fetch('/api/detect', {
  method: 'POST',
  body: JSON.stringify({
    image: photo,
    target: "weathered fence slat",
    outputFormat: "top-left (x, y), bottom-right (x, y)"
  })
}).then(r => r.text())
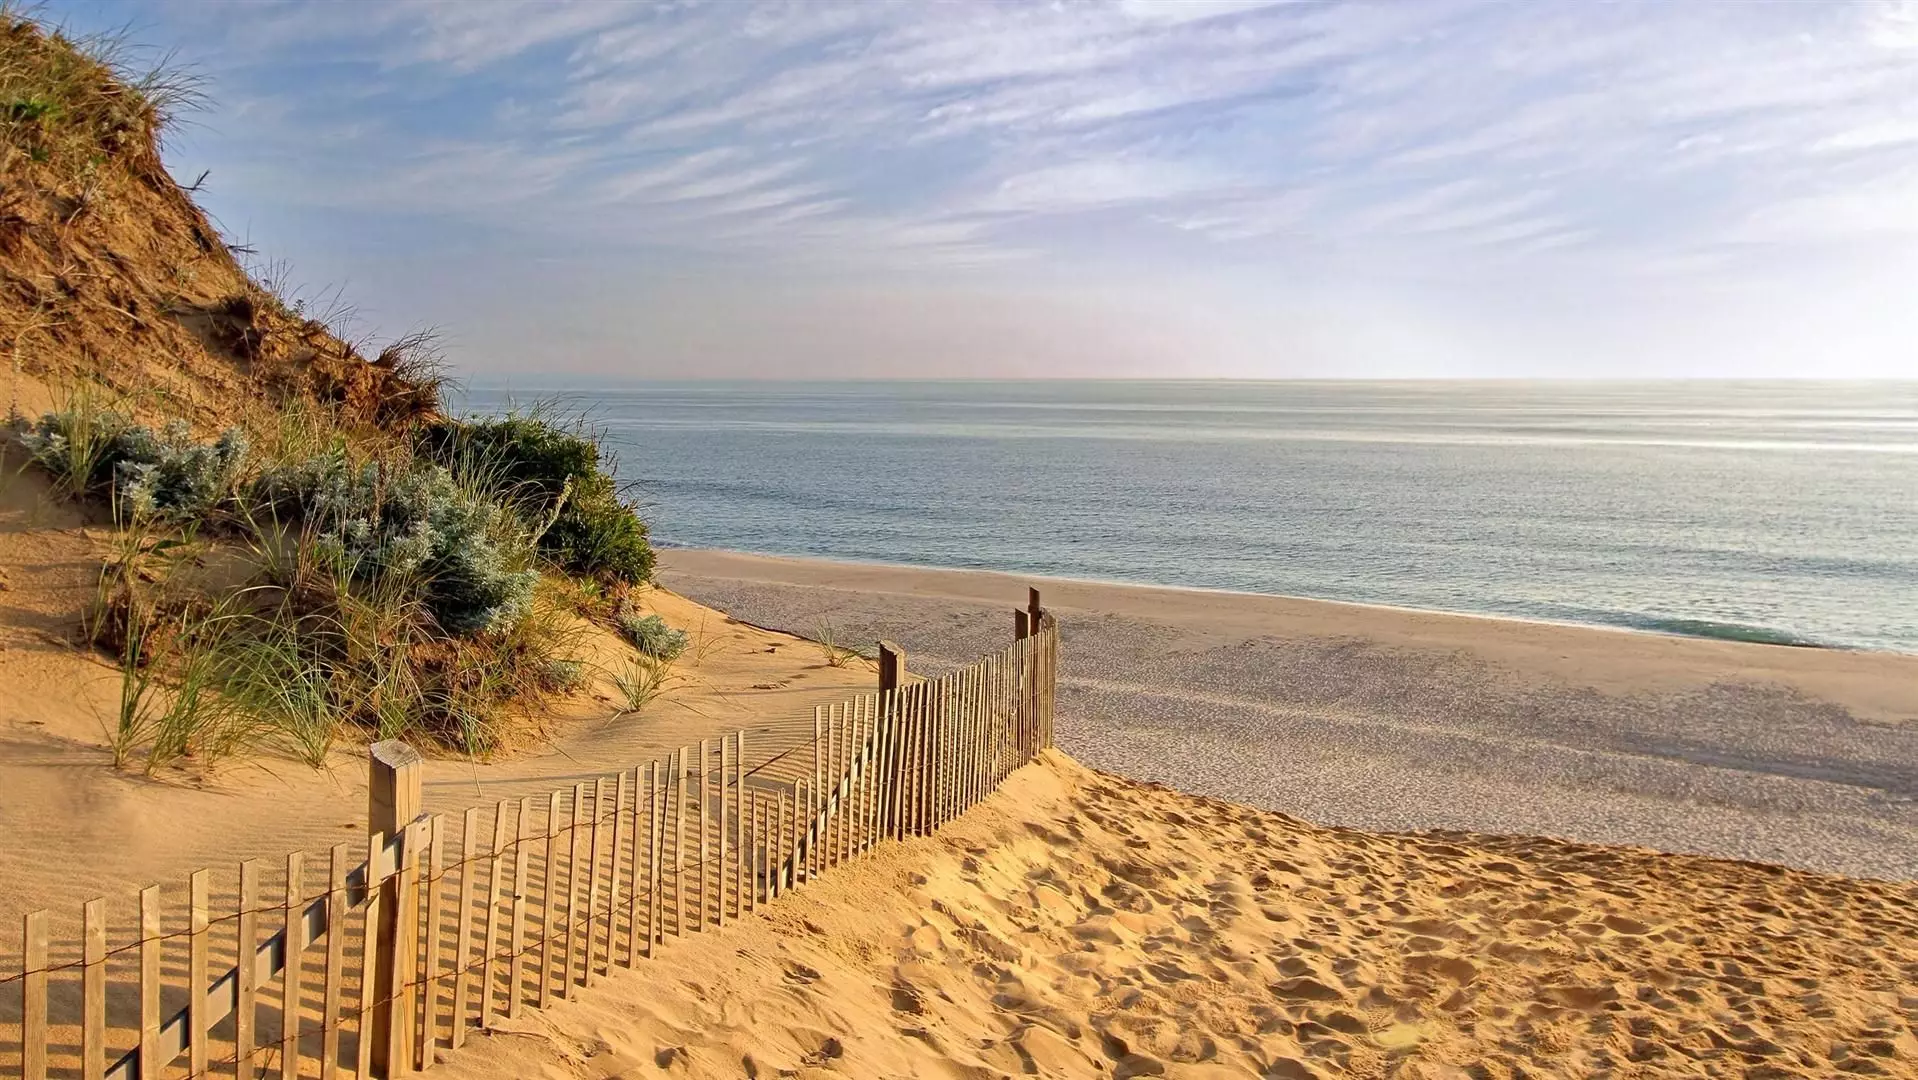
top-left (854, 703), bottom-right (869, 855)
top-left (478, 802), bottom-right (509, 1031)
top-left (834, 708), bottom-right (847, 868)
top-left (715, 738), bottom-right (729, 928)
top-left (646, 761), bottom-right (662, 958)
top-left (917, 683), bottom-right (933, 835)
top-left (421, 814), bottom-right (446, 1069)
top-left (697, 739), bottom-right (710, 931)
top-left (593, 779), bottom-right (611, 981)
top-left (280, 852), bottom-right (305, 1080)
top-left (769, 788), bottom-right (784, 899)
top-left (625, 767), bottom-right (644, 967)
top-left (607, 771), bottom-right (628, 974)
top-left (844, 703), bottom-right (859, 858)
top-left (821, 708), bottom-right (835, 869)
top-left (22, 910), bottom-right (48, 1080)
top-left (587, 777), bottom-right (607, 984)
top-left (536, 791), bottom-right (560, 1011)
top-left (575, 780), bottom-right (596, 990)
top-left (560, 784), bottom-right (584, 998)
top-left (355, 832), bottom-right (383, 1080)
top-left (83, 898), bottom-right (104, 1080)
top-left (138, 886), bottom-right (161, 1080)
top-left (450, 807), bottom-right (480, 1050)
top-left (749, 793), bottom-right (762, 912)
top-left (811, 710), bottom-right (823, 881)
top-left (320, 852), bottom-right (344, 1075)
top-left (388, 823), bottom-right (421, 1076)
top-left (506, 796), bottom-right (532, 1020)
top-left (673, 749), bottom-right (687, 937)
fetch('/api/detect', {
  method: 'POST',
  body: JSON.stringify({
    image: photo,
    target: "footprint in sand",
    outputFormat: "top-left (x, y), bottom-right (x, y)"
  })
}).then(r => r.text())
top-left (1272, 976), bottom-right (1347, 1003)
top-left (1102, 878), bottom-right (1155, 912)
top-left (1395, 917), bottom-right (1470, 940)
top-left (1033, 883), bottom-right (1079, 919)
top-left (1011, 1023), bottom-right (1094, 1074)
top-left (1539, 982), bottom-right (1619, 1010)
top-left (1275, 956), bottom-right (1315, 978)
top-left (1406, 953), bottom-right (1480, 984)
top-left (1602, 913), bottom-right (1652, 935)
top-left (906, 923), bottom-right (944, 954)
top-left (1318, 1010), bottom-right (1370, 1035)
top-left (889, 980), bottom-right (925, 1015)
top-left (1263, 1058), bottom-right (1326, 1080)
top-left (1070, 915), bottom-right (1125, 944)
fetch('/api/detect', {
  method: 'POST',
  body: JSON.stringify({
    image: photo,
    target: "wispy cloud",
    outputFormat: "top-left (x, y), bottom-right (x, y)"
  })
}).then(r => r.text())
top-left (57, 0), bottom-right (1918, 376)
top-left (137, 0), bottom-right (1918, 269)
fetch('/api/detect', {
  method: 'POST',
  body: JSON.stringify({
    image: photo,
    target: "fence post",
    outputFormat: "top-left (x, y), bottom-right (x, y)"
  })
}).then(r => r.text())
top-left (1026, 588), bottom-right (1044, 755)
top-left (369, 741), bottom-right (422, 1079)
top-left (878, 642), bottom-right (905, 838)
top-left (879, 641), bottom-right (904, 695)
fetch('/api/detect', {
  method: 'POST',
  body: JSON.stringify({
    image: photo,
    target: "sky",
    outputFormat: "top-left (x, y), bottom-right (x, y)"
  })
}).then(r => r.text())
top-left (43, 0), bottom-right (1918, 379)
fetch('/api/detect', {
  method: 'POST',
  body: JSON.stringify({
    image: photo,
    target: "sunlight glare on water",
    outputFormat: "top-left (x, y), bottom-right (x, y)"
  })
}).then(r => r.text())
top-left (459, 381), bottom-right (1918, 653)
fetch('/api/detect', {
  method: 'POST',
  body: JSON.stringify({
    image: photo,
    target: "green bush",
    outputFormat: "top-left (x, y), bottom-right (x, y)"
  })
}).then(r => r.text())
top-left (542, 477), bottom-right (653, 581)
top-left (114, 422), bottom-right (250, 521)
top-left (14, 406), bottom-right (132, 495)
top-left (538, 657), bottom-right (587, 693)
top-left (254, 451), bottom-right (538, 636)
top-left (614, 605), bottom-right (687, 660)
top-left (417, 413), bottom-right (654, 584)
top-left (18, 411), bottom-right (249, 521)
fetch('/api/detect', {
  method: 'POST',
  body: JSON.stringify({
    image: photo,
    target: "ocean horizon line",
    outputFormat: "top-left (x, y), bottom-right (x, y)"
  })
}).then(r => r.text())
top-left (457, 375), bottom-right (1918, 389)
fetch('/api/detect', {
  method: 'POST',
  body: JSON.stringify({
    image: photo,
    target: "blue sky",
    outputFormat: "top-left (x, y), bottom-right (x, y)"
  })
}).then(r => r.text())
top-left (45, 0), bottom-right (1918, 379)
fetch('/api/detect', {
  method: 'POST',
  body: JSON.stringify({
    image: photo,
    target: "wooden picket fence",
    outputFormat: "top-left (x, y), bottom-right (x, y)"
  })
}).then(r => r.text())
top-left (3, 598), bottom-right (1058, 1080)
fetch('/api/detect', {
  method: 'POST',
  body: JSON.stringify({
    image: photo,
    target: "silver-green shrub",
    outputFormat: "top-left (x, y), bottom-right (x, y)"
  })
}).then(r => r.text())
top-left (256, 451), bottom-right (538, 636)
top-left (538, 658), bottom-right (587, 693)
top-left (614, 604), bottom-right (688, 659)
top-left (114, 421), bottom-right (250, 521)
top-left (19, 411), bottom-right (249, 521)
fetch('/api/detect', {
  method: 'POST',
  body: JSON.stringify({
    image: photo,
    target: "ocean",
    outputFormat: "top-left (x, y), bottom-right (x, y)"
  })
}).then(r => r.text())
top-left (457, 381), bottom-right (1918, 653)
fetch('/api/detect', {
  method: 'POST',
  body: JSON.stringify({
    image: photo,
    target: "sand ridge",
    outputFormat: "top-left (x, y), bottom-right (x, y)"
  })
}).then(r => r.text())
top-left (432, 753), bottom-right (1918, 1079)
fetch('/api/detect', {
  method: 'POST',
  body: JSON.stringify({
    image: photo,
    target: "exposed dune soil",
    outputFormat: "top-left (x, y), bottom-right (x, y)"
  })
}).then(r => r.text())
top-left (432, 753), bottom-right (1918, 1080)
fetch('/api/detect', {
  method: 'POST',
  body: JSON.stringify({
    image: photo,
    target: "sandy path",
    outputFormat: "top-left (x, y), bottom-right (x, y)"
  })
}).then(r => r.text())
top-left (0, 580), bottom-right (879, 948)
top-left (659, 549), bottom-right (1918, 881)
top-left (433, 753), bottom-right (1918, 1080)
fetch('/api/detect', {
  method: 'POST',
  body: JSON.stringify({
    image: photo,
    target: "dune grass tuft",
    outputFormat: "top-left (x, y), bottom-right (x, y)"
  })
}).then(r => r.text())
top-left (610, 654), bottom-right (675, 715)
top-left (811, 617), bottom-right (868, 668)
top-left (0, 5), bottom-right (208, 189)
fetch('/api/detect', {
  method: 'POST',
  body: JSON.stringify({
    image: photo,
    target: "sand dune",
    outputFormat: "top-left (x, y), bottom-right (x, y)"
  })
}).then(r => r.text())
top-left (434, 752), bottom-right (1918, 1079)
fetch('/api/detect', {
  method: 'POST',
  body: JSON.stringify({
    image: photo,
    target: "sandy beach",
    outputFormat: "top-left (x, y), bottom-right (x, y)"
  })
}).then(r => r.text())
top-left (437, 752), bottom-right (1918, 1080)
top-left (661, 549), bottom-right (1918, 881)
top-left (4, 528), bottom-right (1914, 1079)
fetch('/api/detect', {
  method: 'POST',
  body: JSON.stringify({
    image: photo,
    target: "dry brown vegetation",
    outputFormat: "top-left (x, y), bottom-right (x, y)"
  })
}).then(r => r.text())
top-left (0, 7), bottom-right (436, 429)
